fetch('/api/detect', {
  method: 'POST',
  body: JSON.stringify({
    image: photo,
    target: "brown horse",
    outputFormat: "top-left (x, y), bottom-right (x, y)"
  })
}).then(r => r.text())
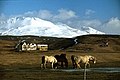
top-left (71, 55), bottom-right (96, 69)
top-left (54, 54), bottom-right (68, 68)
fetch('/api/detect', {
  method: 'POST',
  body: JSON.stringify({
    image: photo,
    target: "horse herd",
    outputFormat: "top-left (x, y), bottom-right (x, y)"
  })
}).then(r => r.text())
top-left (41, 54), bottom-right (96, 69)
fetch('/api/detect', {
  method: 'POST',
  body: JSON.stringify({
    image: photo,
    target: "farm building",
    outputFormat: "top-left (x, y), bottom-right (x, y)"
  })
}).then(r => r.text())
top-left (15, 40), bottom-right (26, 51)
top-left (15, 40), bottom-right (48, 52)
top-left (15, 40), bottom-right (37, 51)
top-left (37, 44), bottom-right (48, 51)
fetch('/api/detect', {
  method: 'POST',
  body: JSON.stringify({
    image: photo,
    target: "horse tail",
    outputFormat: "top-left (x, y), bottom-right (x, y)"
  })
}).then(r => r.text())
top-left (42, 56), bottom-right (45, 64)
top-left (71, 55), bottom-right (77, 68)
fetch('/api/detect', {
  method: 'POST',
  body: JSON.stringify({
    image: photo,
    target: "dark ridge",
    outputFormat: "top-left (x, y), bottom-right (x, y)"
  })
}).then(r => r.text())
top-left (0, 34), bottom-right (120, 52)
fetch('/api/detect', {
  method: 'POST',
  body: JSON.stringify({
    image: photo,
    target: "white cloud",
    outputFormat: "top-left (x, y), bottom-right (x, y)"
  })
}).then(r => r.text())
top-left (22, 9), bottom-right (77, 22)
top-left (102, 17), bottom-right (120, 34)
top-left (38, 10), bottom-right (53, 20)
top-left (79, 19), bottom-right (101, 27)
top-left (24, 11), bottom-right (36, 16)
top-left (106, 17), bottom-right (120, 27)
top-left (78, 18), bottom-right (120, 34)
top-left (54, 9), bottom-right (77, 20)
top-left (65, 19), bottom-right (102, 31)
top-left (84, 9), bottom-right (95, 19)
top-left (85, 9), bottom-right (95, 15)
top-left (0, 13), bottom-right (7, 20)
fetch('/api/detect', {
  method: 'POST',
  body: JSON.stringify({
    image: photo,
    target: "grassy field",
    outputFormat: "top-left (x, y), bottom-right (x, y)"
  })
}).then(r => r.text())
top-left (0, 51), bottom-right (120, 80)
top-left (0, 51), bottom-right (120, 68)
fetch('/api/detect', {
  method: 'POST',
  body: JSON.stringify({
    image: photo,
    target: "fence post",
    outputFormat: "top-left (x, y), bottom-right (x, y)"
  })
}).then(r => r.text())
top-left (84, 64), bottom-right (87, 80)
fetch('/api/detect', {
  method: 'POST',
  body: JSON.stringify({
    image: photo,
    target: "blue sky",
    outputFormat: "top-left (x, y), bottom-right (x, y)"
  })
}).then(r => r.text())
top-left (0, 0), bottom-right (120, 34)
top-left (1, 0), bottom-right (120, 20)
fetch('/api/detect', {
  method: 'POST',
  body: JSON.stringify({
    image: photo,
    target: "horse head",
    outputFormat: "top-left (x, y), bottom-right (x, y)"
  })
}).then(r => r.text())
top-left (89, 56), bottom-right (96, 64)
top-left (53, 63), bottom-right (59, 69)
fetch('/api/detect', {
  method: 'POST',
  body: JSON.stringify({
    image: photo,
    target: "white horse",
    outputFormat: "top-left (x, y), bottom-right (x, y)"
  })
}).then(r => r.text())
top-left (41, 56), bottom-right (58, 69)
top-left (71, 55), bottom-right (96, 69)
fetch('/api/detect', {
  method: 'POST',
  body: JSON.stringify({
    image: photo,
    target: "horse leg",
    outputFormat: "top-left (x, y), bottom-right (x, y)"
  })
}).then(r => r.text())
top-left (65, 61), bottom-right (68, 68)
top-left (77, 63), bottom-right (81, 69)
top-left (72, 61), bottom-right (76, 68)
top-left (51, 63), bottom-right (53, 69)
top-left (40, 63), bottom-right (43, 69)
top-left (72, 62), bottom-right (75, 68)
top-left (75, 63), bottom-right (77, 68)
top-left (61, 62), bottom-right (63, 68)
top-left (44, 63), bottom-right (46, 69)
top-left (43, 63), bottom-right (45, 69)
top-left (85, 63), bottom-right (88, 69)
top-left (88, 63), bottom-right (90, 68)
top-left (85, 62), bottom-right (90, 68)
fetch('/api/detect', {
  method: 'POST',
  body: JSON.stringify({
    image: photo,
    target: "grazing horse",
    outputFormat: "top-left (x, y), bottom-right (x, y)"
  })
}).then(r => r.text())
top-left (71, 55), bottom-right (96, 69)
top-left (41, 56), bottom-right (58, 69)
top-left (54, 54), bottom-right (68, 68)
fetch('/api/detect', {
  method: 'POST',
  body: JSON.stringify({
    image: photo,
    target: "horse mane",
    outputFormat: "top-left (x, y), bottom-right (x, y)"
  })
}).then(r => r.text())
top-left (54, 54), bottom-right (67, 60)
top-left (60, 54), bottom-right (66, 57)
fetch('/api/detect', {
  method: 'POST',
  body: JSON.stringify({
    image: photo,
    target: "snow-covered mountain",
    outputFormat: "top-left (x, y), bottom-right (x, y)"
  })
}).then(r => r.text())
top-left (0, 17), bottom-right (105, 38)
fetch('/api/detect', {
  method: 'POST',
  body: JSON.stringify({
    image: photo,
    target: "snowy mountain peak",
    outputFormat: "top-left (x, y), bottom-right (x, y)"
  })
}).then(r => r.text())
top-left (81, 26), bottom-right (104, 34)
top-left (0, 17), bottom-right (105, 38)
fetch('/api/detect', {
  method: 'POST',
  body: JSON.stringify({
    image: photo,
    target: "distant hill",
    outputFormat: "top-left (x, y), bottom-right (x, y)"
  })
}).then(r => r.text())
top-left (0, 34), bottom-right (120, 53)
top-left (67, 34), bottom-right (120, 52)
